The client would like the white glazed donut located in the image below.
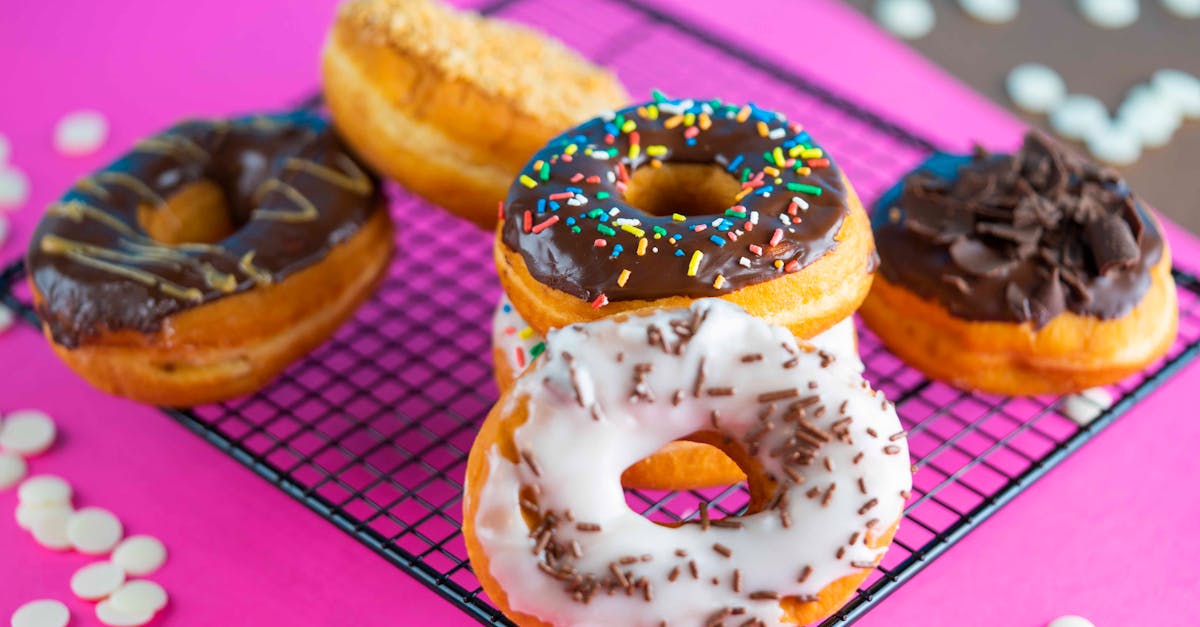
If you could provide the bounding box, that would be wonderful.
[465,299,912,626]
[492,296,864,390]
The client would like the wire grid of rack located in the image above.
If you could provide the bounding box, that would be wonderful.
[4,0,1200,623]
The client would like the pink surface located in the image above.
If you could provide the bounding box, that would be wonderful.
[0,1,1197,625]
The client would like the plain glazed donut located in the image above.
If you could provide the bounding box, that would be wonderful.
[322,0,629,227]
[492,295,864,491]
[861,132,1177,395]
[465,299,911,626]
[496,97,876,342]
[26,112,393,407]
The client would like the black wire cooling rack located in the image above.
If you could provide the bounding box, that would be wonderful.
[5,0,1200,624]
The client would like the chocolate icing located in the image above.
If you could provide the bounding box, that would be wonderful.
[26,111,384,347]
[500,98,853,302]
[873,132,1164,328]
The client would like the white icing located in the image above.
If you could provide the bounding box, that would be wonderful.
[473,300,911,626]
[492,296,864,383]
[492,297,547,377]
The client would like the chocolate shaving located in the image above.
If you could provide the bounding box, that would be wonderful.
[1086,213,1140,274]
[879,131,1161,328]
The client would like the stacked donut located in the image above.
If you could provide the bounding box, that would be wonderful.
[489,96,879,492]
[472,95,913,625]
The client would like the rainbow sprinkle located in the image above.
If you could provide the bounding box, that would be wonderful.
[503,94,840,296]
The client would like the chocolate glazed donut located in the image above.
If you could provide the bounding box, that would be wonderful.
[26,111,394,406]
[495,97,877,339]
[860,132,1177,395]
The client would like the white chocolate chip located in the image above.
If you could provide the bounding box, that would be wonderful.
[31,507,74,551]
[1048,616,1096,627]
[1152,69,1200,117]
[1062,387,1114,425]
[875,0,937,39]
[1117,84,1181,148]
[10,599,70,627]
[54,110,109,157]
[0,409,57,456]
[71,562,127,601]
[958,0,1019,23]
[0,166,30,211]
[1050,94,1110,141]
[1007,63,1067,114]
[0,304,13,334]
[0,450,28,489]
[108,580,168,615]
[95,599,152,627]
[67,507,124,555]
[16,502,74,532]
[1160,0,1200,18]
[1077,0,1139,28]
[18,474,72,506]
[1086,120,1143,165]
[111,535,167,576]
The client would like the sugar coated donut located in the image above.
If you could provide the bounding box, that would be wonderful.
[322,0,629,227]
[26,112,393,407]
[465,299,911,626]
[496,96,876,342]
[861,132,1176,395]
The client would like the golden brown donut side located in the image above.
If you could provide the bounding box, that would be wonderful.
[31,209,394,407]
[464,389,901,626]
[321,0,628,226]
[859,244,1177,396]
[495,177,876,340]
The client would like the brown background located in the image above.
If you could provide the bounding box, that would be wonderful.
[845,0,1200,232]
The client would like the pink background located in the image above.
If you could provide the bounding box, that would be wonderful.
[1,0,1198,625]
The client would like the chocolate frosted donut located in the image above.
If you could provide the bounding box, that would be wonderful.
[874,132,1163,328]
[861,132,1177,395]
[495,96,877,339]
[26,111,394,406]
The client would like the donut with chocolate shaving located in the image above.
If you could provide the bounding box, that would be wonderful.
[496,96,877,341]
[861,132,1177,395]
[465,300,910,626]
[26,111,393,406]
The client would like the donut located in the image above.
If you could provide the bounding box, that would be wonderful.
[26,112,392,407]
[322,0,629,227]
[861,132,1177,395]
[492,295,864,492]
[465,299,911,626]
[491,296,863,393]
[495,96,876,341]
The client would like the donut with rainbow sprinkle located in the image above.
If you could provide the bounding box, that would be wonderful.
[495,94,877,341]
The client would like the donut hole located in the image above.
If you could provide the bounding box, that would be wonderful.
[621,432,776,527]
[623,163,742,217]
[138,180,239,245]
